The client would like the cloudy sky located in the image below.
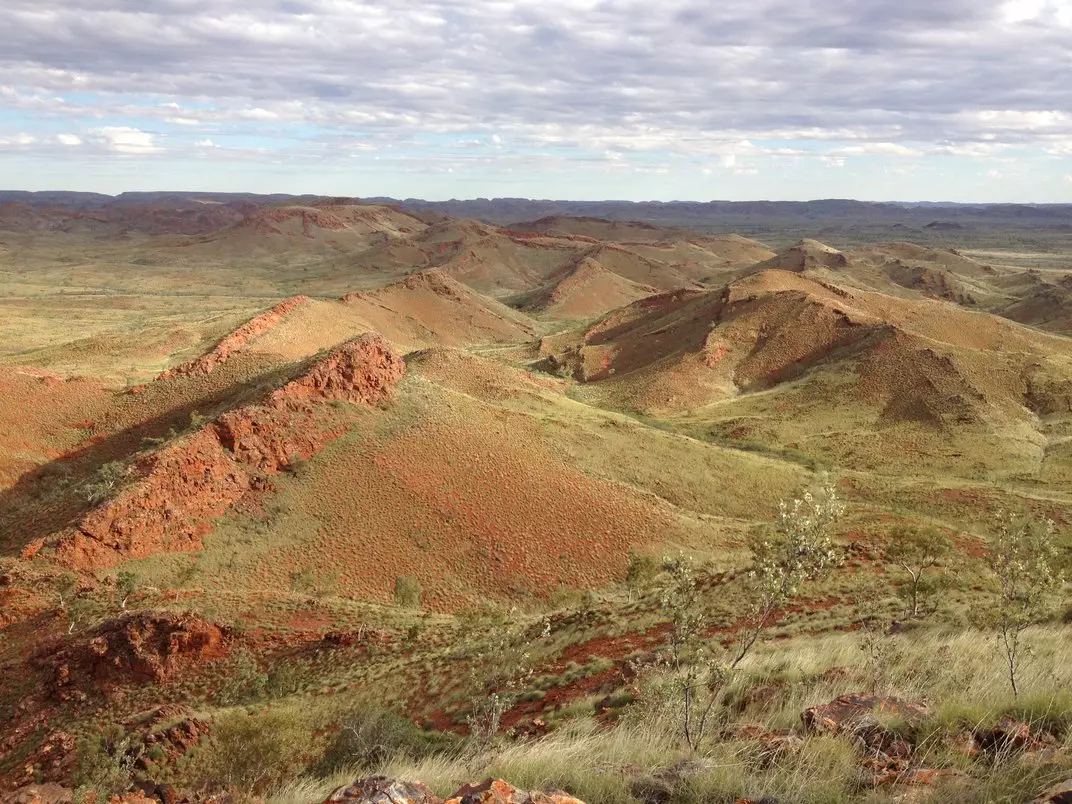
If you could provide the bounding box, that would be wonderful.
[1,0,1071,201]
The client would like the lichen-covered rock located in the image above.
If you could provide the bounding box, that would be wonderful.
[324,776,440,804]
[446,779,585,804]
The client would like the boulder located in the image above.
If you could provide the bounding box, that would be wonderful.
[446,779,585,804]
[324,777,440,804]
[802,693,931,759]
[1032,779,1072,803]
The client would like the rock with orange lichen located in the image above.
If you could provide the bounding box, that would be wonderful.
[446,780,584,804]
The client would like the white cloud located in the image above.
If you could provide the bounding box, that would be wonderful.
[164,116,200,125]
[56,133,81,145]
[90,126,161,154]
[1064,174,1072,185]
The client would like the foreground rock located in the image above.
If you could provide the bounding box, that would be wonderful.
[32,611,228,700]
[1033,778,1072,803]
[324,778,585,804]
[326,777,440,804]
[802,692,931,757]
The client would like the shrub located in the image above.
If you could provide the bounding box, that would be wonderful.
[83,461,129,504]
[393,575,422,609]
[195,709,315,795]
[73,727,140,800]
[316,705,457,776]
[979,513,1063,697]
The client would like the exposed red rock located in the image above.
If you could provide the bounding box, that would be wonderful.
[65,429,250,567]
[33,611,228,700]
[446,779,584,804]
[275,332,404,407]
[57,335,404,569]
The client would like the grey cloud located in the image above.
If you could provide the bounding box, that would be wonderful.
[1,0,1071,157]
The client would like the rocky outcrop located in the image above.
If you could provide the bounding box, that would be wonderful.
[33,611,227,700]
[324,779,585,804]
[68,430,250,565]
[158,296,310,380]
[58,335,404,569]
[274,332,404,407]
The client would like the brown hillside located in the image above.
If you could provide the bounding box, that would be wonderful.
[519,256,658,319]
[538,269,1072,477]
[754,239,849,273]
[506,215,681,242]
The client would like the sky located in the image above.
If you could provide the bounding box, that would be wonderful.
[1,0,1071,201]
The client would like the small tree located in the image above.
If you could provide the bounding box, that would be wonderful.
[462,613,550,749]
[654,481,845,751]
[115,571,138,611]
[731,481,844,668]
[983,513,1063,697]
[657,555,727,751]
[887,526,953,619]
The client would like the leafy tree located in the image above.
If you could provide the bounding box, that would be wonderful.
[982,513,1063,697]
[887,526,953,619]
[83,461,128,504]
[115,570,138,610]
[732,481,844,667]
[655,481,844,751]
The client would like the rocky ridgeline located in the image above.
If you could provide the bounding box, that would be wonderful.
[56,333,404,569]
[157,296,311,380]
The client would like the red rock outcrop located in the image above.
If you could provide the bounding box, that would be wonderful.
[58,335,404,569]
[446,780,584,804]
[65,429,250,566]
[275,332,404,407]
[157,296,310,380]
[33,611,228,700]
